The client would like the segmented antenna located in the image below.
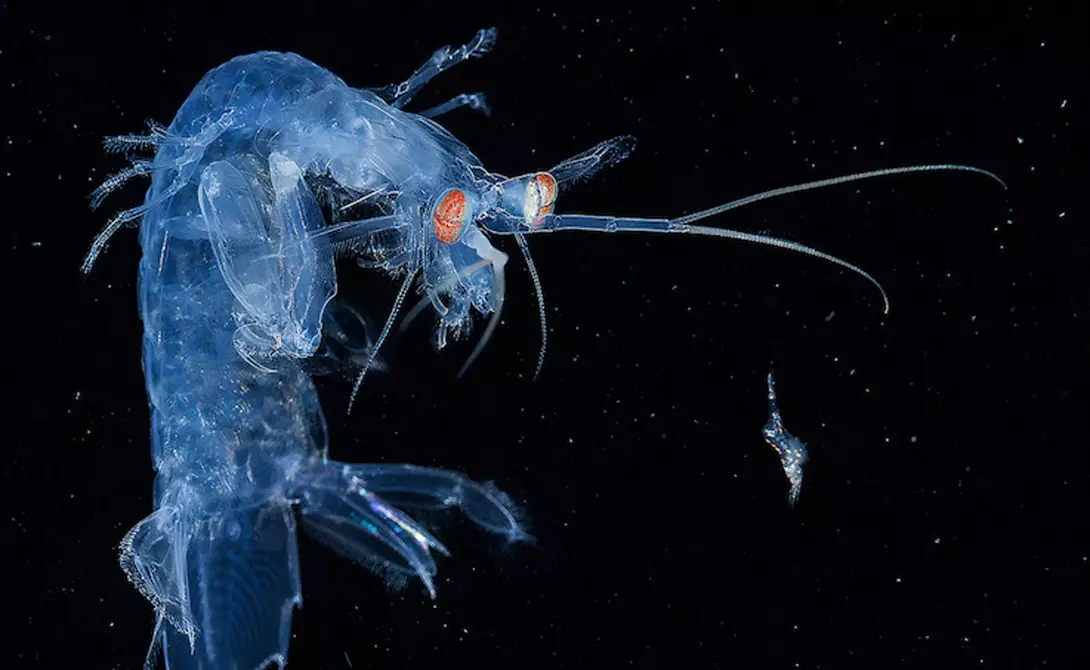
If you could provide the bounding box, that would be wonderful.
[90,161,154,211]
[348,269,417,414]
[514,232,547,380]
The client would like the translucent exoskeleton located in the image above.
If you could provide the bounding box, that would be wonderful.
[87,27,1007,418]
[84,28,1005,668]
[763,370,809,506]
[86,30,532,670]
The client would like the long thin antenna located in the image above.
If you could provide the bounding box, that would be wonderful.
[347,269,416,414]
[514,232,547,379]
[673,164,1006,226]
[506,164,1008,314]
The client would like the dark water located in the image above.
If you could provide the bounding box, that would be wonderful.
[5,2,1085,668]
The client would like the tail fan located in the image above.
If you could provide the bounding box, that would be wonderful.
[121,461,526,668]
[121,502,302,670]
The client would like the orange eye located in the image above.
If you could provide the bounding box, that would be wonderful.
[526,172,558,228]
[432,189,466,244]
[534,172,557,209]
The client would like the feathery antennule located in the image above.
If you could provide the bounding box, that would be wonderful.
[90,161,154,211]
[103,119,172,154]
[82,205,149,274]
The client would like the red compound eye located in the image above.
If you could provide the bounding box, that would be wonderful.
[432,189,466,244]
[529,172,558,227]
[535,172,557,208]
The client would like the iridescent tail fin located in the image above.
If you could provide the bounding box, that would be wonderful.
[297,461,530,598]
[120,462,527,669]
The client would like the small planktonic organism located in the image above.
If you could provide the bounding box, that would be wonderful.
[763,370,809,506]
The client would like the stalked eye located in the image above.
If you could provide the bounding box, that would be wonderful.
[521,172,558,229]
[524,172,558,228]
[534,172,557,210]
[432,189,467,244]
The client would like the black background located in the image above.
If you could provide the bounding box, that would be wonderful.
[4,2,1086,668]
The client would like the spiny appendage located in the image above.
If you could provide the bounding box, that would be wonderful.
[464,27,497,58]
[103,118,171,153]
[85,112,240,273]
[549,135,637,188]
[84,119,173,274]
[299,463,531,601]
[90,160,154,211]
[82,205,151,274]
[117,507,199,646]
[762,371,809,506]
[376,27,499,105]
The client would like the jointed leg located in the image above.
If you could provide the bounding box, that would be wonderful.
[370,28,497,109]
[419,93,491,118]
